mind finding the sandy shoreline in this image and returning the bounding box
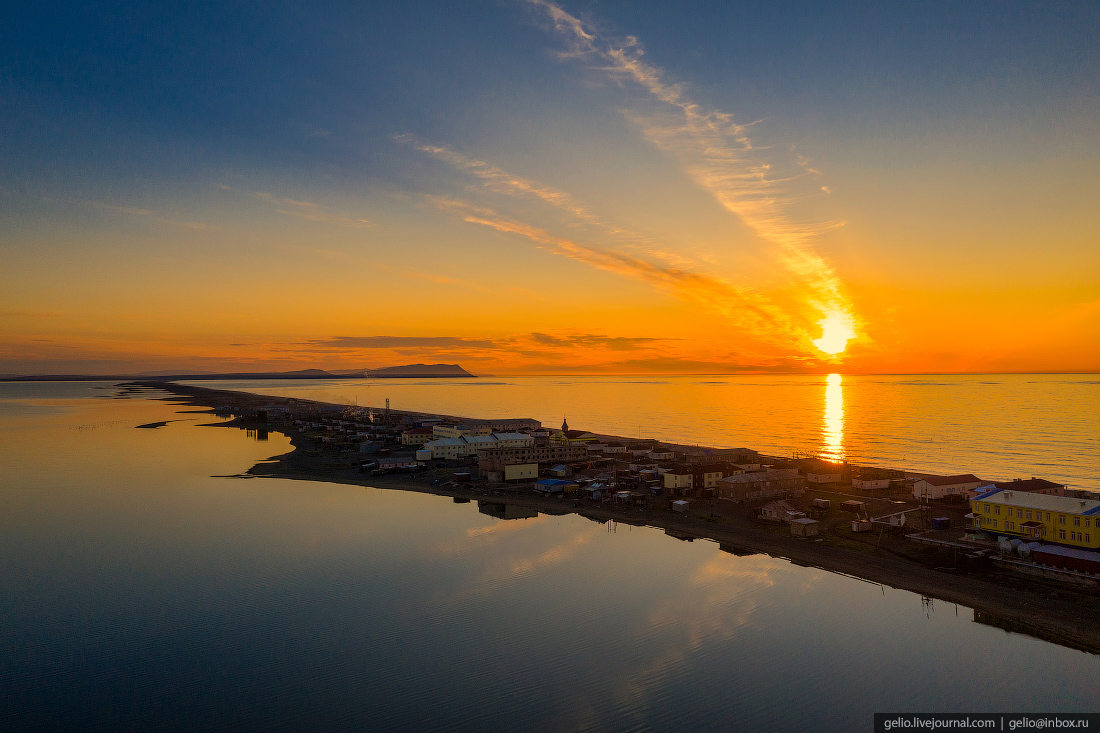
[134,380,1100,656]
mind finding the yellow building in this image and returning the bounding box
[972,487,1100,550]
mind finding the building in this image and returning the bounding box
[492,432,536,449]
[991,477,1066,497]
[423,437,473,460]
[971,488,1100,550]
[436,419,542,437]
[377,458,420,470]
[692,464,726,492]
[504,463,538,481]
[534,478,578,493]
[717,469,805,502]
[400,427,435,446]
[476,443,588,473]
[663,470,693,493]
[852,477,890,490]
[913,474,983,500]
[683,448,758,464]
[790,518,821,537]
[648,447,674,461]
[552,429,598,444]
[433,423,493,440]
[759,500,805,523]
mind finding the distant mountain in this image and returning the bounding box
[136,369,218,376]
[367,363,475,378]
[3,365,476,381]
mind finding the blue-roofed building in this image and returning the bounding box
[971,487,1100,550]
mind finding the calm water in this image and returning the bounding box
[1,381,1098,731]
[186,374,1100,491]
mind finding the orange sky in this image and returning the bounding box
[2,2,1098,376]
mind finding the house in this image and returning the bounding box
[991,477,1066,497]
[663,470,693,494]
[504,463,538,481]
[912,474,983,500]
[534,478,578,494]
[759,500,805,523]
[852,477,890,490]
[717,469,805,502]
[692,464,726,493]
[648,447,674,461]
[583,483,608,500]
[971,488,1100,549]
[400,427,435,445]
[549,464,572,478]
[790,518,821,537]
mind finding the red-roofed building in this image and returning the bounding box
[400,427,435,446]
[912,474,983,500]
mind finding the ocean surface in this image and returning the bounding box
[185,374,1100,491]
[1,380,1098,731]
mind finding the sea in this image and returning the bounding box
[1,377,1098,731]
[184,373,1100,491]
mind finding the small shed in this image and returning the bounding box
[453,472,473,482]
[790,518,821,537]
[931,517,951,530]
[549,464,572,478]
[671,500,690,513]
[851,519,873,533]
[841,500,866,513]
[812,498,831,509]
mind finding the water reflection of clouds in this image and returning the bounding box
[605,552,798,723]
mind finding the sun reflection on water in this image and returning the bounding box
[822,373,844,460]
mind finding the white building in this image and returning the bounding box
[912,474,983,500]
[424,438,473,460]
[491,432,535,449]
[853,478,890,490]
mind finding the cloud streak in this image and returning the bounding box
[88,201,219,231]
[523,0,858,351]
[429,196,806,348]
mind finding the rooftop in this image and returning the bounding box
[992,478,1065,491]
[921,474,982,486]
[974,487,1100,515]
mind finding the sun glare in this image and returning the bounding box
[812,312,856,355]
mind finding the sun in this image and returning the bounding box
[812,311,856,356]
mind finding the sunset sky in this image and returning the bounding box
[2,1,1098,375]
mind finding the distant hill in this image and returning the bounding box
[367,363,475,378]
[3,365,476,381]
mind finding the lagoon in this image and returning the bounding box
[1,381,1097,731]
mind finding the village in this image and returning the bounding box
[230,392,1100,590]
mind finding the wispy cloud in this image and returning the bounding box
[88,201,219,231]
[522,0,858,352]
[428,196,804,346]
[306,336,500,350]
[528,333,663,351]
[254,192,371,228]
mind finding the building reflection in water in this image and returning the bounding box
[822,373,844,460]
